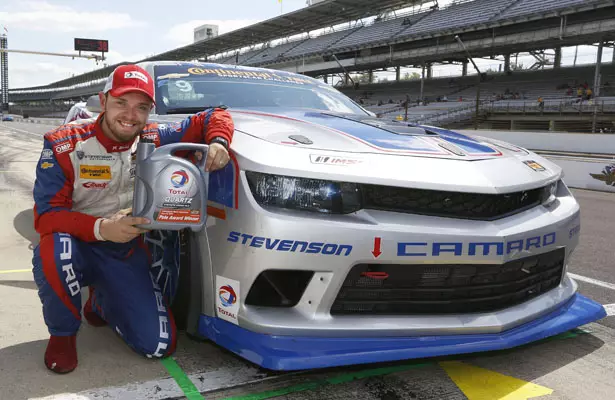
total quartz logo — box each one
[171,170,189,188]
[163,168,197,196]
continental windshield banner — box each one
[156,63,315,85]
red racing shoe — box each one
[44,335,77,374]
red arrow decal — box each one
[372,237,382,258]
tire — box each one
[171,229,191,331]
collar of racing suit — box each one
[94,112,138,153]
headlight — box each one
[541,180,559,205]
[245,171,362,214]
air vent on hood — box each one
[322,113,436,137]
[438,141,466,156]
[288,135,313,145]
[361,123,429,136]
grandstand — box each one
[346,62,615,132]
[5,0,615,132]
[344,63,615,104]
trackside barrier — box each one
[1,114,64,126]
[460,129,615,193]
[16,117,65,126]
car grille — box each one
[361,184,543,220]
[331,248,565,315]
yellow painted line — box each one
[439,361,553,400]
[0,269,31,274]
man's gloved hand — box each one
[195,143,230,172]
[100,208,150,243]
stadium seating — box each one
[497,0,601,20]
[330,12,426,51]
[215,47,268,65]
[396,0,513,38]
[257,40,309,64]
[238,0,610,68]
[346,63,615,105]
[241,0,517,63]
[346,63,615,127]
[283,29,361,58]
[218,54,238,64]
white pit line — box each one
[568,273,615,291]
[567,273,615,316]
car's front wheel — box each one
[172,229,190,330]
[171,229,208,341]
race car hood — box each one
[225,109,522,160]
[151,108,562,193]
[153,108,521,160]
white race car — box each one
[85,61,608,371]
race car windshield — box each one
[153,65,367,115]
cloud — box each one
[0,1,146,32]
[8,62,81,88]
[102,50,149,64]
[165,19,261,47]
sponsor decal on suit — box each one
[80,165,111,180]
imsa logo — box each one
[310,154,363,166]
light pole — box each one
[455,35,482,130]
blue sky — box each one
[0,0,609,89]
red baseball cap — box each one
[103,64,155,103]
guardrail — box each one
[459,129,615,194]
[483,98,615,115]
[405,101,485,125]
[396,97,615,127]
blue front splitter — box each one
[197,293,606,371]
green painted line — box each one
[539,327,592,344]
[160,357,205,400]
[221,362,430,400]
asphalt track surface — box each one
[0,120,613,400]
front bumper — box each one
[200,175,603,370]
[198,292,606,371]
[209,177,584,337]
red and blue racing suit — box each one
[31,109,233,358]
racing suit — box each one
[32,108,234,358]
